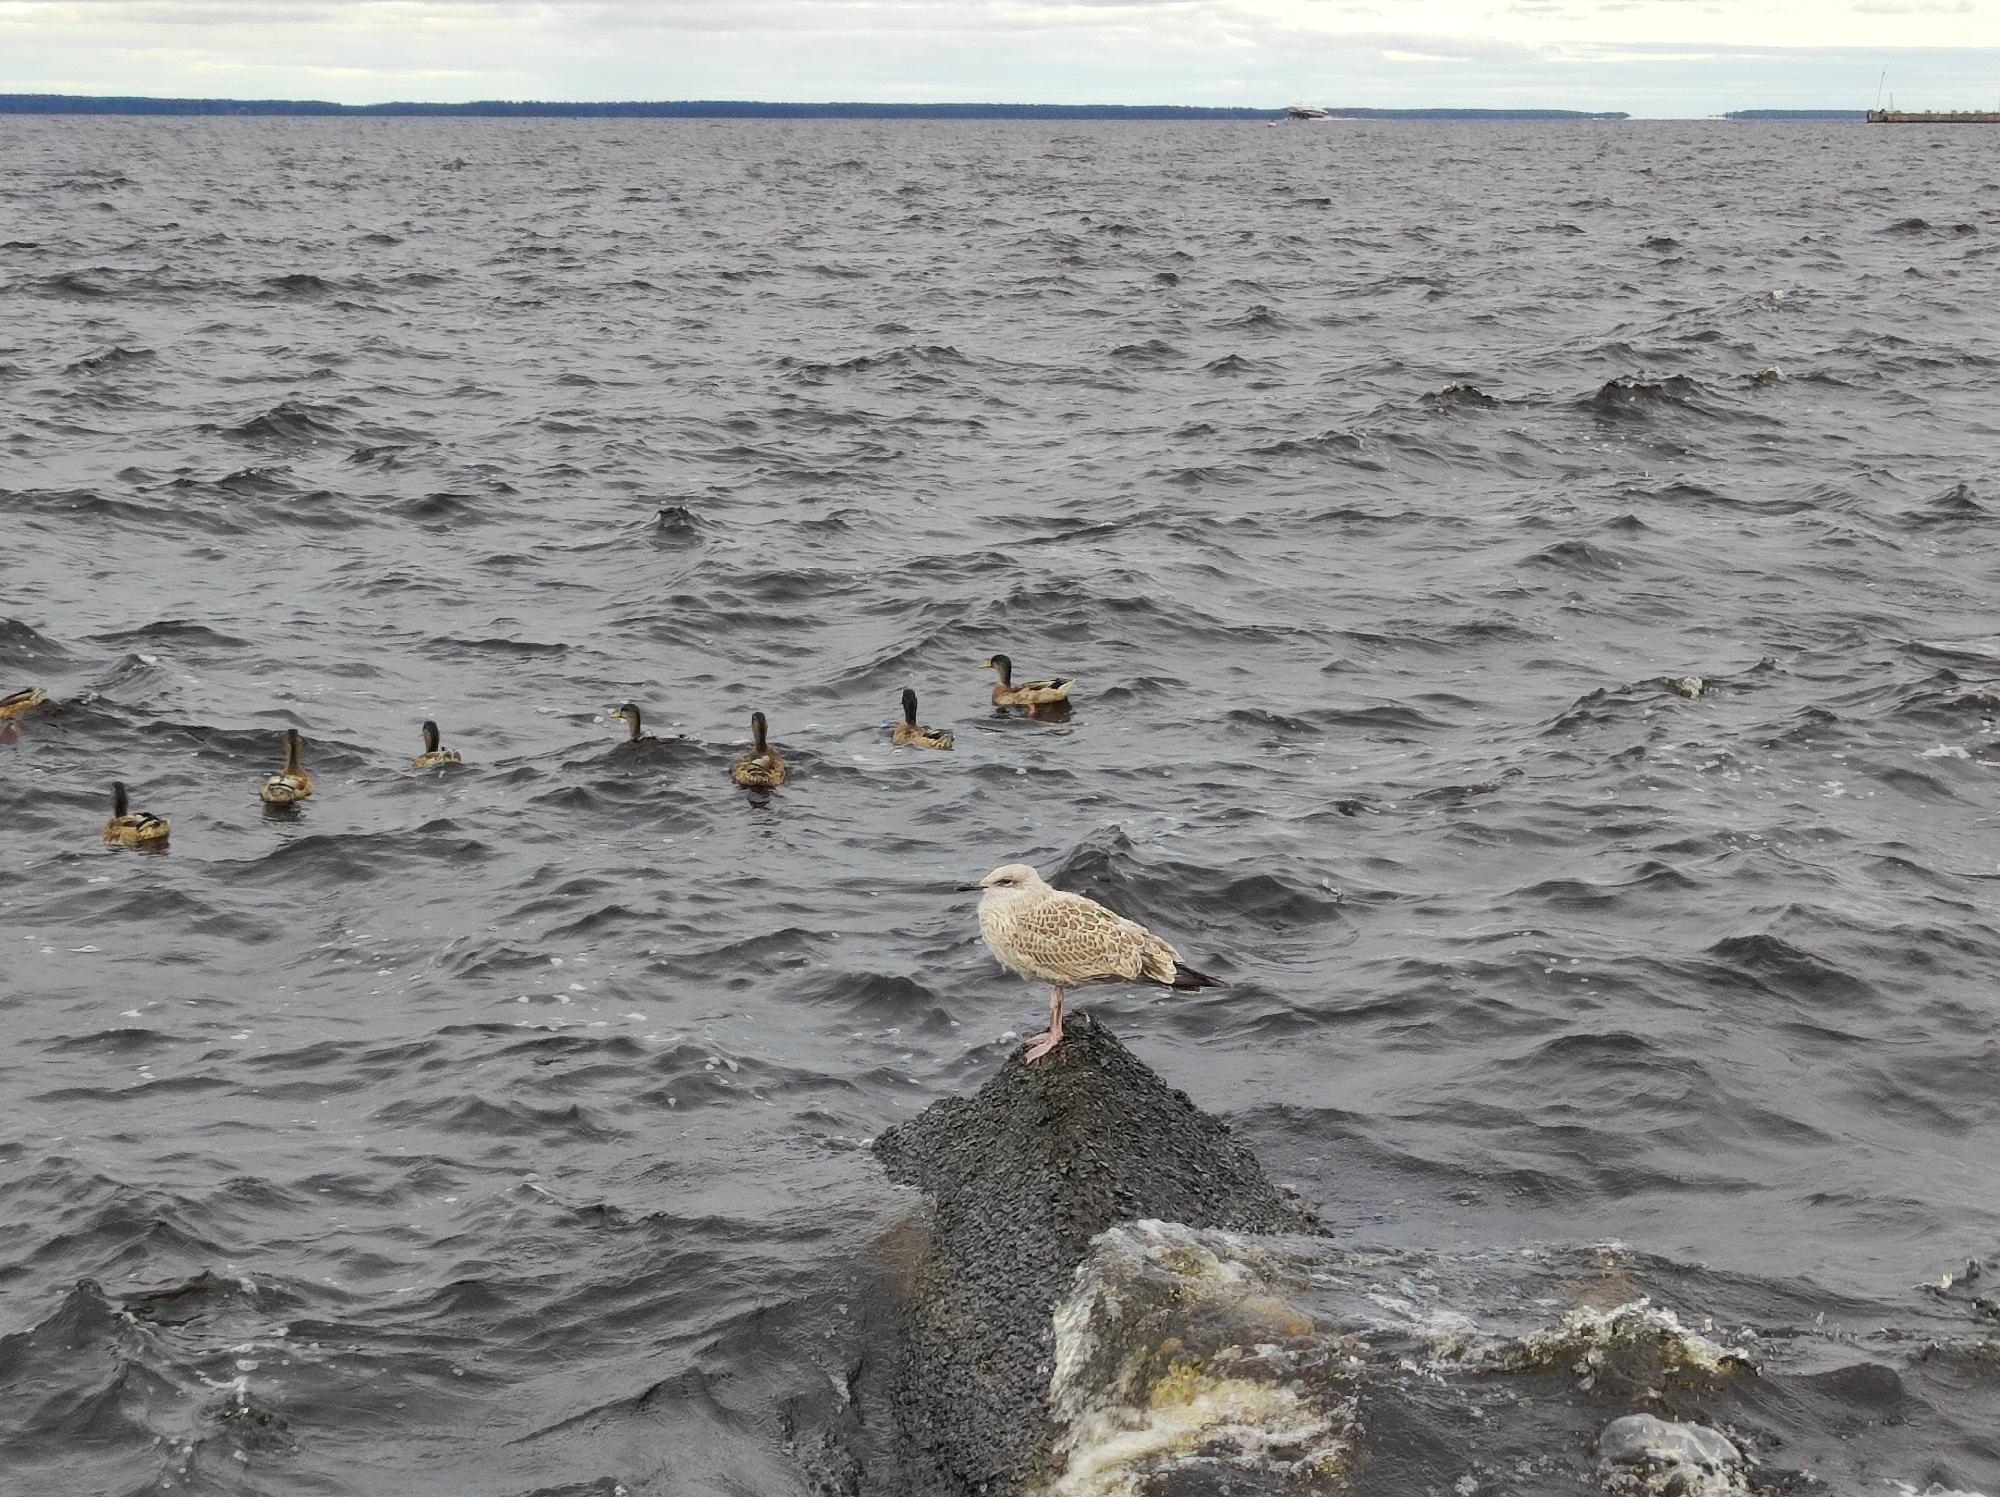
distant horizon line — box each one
[0,93,1879,122]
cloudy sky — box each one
[3,0,1996,116]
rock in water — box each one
[1598,1413,1747,1495]
[871,1014,1321,1494]
[1045,1220,1360,1493]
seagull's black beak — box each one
[954,882,981,893]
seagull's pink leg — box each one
[1025,987,1066,1063]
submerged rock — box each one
[1598,1413,1747,1495]
[872,1015,1320,1495]
[1506,1297,1753,1396]
[1584,375,1706,417]
[1045,1221,1358,1495]
[1431,382,1499,411]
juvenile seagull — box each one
[959,863,1226,1062]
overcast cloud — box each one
[2,0,1996,116]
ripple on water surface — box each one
[1,116,1998,1494]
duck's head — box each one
[110,781,129,816]
[901,687,919,723]
[750,709,769,747]
[982,653,1012,683]
[956,862,1047,898]
[612,702,642,738]
[420,719,442,753]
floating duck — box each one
[892,687,953,750]
[982,653,1073,714]
[259,727,314,805]
[102,781,170,848]
[730,710,787,789]
[0,687,48,720]
[611,702,673,746]
[412,719,462,770]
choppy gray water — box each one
[1,116,1997,1495]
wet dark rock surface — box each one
[872,1017,1320,1493]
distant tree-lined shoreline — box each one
[0,93,1632,121]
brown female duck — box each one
[260,727,315,805]
[730,710,787,789]
[102,781,169,847]
[411,719,462,771]
[982,653,1073,713]
[892,687,953,750]
[0,687,48,720]
[611,702,674,746]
